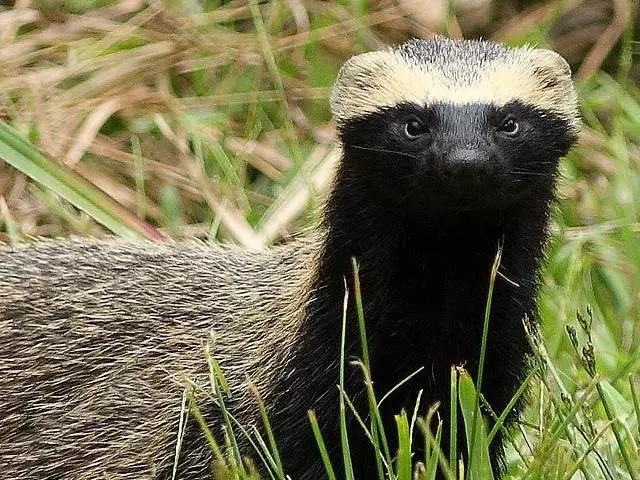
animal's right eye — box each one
[497,116,520,137]
[403,118,428,139]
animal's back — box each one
[0,239,315,479]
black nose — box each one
[449,148,490,169]
[441,148,493,185]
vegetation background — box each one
[0,0,639,478]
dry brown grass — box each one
[0,0,632,247]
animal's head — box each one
[331,37,580,211]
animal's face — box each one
[331,37,580,211]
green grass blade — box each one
[487,366,537,443]
[467,244,502,479]
[351,258,370,370]
[204,344,246,477]
[395,411,412,480]
[562,420,614,480]
[377,366,425,408]
[458,370,494,480]
[308,410,338,480]
[339,279,355,480]
[450,366,458,478]
[339,385,392,472]
[249,383,285,480]
[0,121,164,240]
[410,389,424,452]
[353,360,393,473]
[418,407,456,480]
[596,380,638,479]
[426,421,444,480]
[171,388,189,480]
[187,395,225,465]
[351,258,384,479]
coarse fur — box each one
[0,37,580,479]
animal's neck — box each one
[271,158,556,477]
[308,158,555,403]
[319,165,553,312]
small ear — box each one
[528,48,572,78]
[330,50,390,119]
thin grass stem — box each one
[308,410,338,480]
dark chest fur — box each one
[268,171,555,479]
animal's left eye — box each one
[403,117,428,139]
[498,117,520,136]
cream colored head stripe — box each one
[330,37,580,134]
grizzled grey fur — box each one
[0,239,317,479]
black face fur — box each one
[338,101,576,213]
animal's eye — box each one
[403,118,427,139]
[498,117,520,136]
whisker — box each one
[510,170,548,177]
[350,145,419,159]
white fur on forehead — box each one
[330,37,580,133]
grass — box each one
[0,0,639,478]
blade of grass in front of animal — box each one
[377,366,425,408]
[222,424,240,477]
[0,121,165,241]
[458,370,493,480]
[249,383,285,480]
[414,461,426,480]
[409,389,424,450]
[354,361,393,474]
[339,385,393,473]
[478,393,530,469]
[248,425,280,480]
[308,410,338,480]
[205,344,247,478]
[395,411,412,480]
[487,366,538,443]
[189,366,277,479]
[187,395,225,466]
[339,279,355,480]
[171,388,189,480]
[425,420,443,480]
[418,406,456,480]
[466,244,502,480]
[449,366,458,478]
[351,258,385,479]
[351,258,370,370]
[188,365,278,479]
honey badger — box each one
[0,37,579,479]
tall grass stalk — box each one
[205,344,247,477]
[450,366,458,478]
[339,279,355,480]
[350,258,384,478]
[308,410,338,480]
[466,244,503,479]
